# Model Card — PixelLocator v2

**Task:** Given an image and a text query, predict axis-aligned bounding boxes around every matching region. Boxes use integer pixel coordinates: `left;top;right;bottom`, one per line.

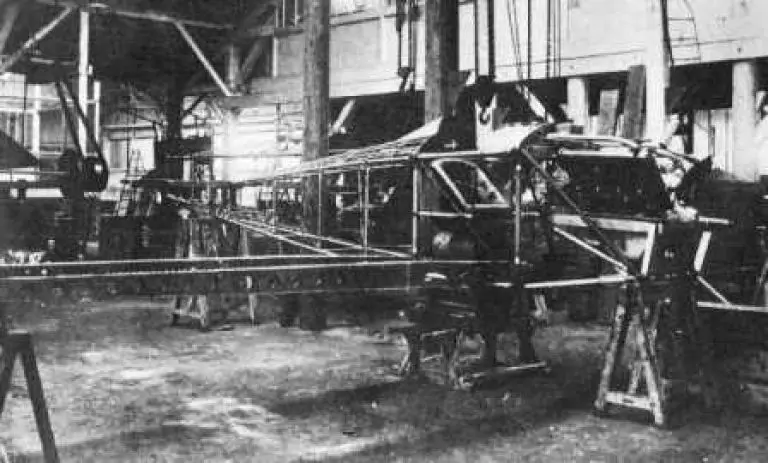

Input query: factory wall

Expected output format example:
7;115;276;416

249;0;768;101
230;0;768;180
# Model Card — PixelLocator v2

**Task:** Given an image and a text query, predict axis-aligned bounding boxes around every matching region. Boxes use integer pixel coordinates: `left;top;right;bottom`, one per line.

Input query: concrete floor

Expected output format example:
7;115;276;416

1;296;768;462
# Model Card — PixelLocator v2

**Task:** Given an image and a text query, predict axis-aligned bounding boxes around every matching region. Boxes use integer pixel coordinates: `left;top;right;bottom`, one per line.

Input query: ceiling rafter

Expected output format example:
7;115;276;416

32;0;235;30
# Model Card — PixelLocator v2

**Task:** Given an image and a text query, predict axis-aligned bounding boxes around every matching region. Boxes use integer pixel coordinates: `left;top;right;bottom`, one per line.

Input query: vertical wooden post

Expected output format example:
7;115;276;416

77;10;89;154
425;0;460;122
302;0;330;235
622;65;647;140
732;60;758;181
644;0;668;142
300;0;330;332
223;44;242;185
475;0;491;77
567;77;589;131
225;44;243;91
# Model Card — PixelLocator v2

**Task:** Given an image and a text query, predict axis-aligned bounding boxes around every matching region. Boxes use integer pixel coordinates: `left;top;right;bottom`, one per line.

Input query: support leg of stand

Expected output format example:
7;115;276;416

594;285;666;427
0;332;59;463
240;227;259;326
633;310;665;426
18;335;59;462
0;340;18;415
594;300;631;413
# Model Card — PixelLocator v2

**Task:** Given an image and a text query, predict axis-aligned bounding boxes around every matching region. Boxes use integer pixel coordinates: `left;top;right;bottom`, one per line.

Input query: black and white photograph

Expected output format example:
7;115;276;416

1;0;768;461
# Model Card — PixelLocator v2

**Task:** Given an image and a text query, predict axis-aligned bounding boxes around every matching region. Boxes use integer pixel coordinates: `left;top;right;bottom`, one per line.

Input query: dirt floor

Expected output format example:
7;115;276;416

2;296;768;462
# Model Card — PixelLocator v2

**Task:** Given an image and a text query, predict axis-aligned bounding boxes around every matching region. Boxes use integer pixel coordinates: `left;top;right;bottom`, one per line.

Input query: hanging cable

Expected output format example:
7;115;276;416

474;0;480;79
408;0;418;93
526;0;532;82
556;0;562;76
546;0;551;80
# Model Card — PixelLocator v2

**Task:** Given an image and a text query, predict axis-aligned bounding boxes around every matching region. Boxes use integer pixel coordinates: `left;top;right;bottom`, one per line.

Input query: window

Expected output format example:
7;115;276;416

276;0;304;27
109;139;130;169
0;111;33;151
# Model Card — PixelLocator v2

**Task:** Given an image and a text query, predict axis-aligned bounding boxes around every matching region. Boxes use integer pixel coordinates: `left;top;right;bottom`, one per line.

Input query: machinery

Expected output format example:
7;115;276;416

0;72;109;262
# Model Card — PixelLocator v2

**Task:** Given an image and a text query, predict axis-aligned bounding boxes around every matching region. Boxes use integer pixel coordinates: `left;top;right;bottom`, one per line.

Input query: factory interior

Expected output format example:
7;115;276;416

3;1;768;461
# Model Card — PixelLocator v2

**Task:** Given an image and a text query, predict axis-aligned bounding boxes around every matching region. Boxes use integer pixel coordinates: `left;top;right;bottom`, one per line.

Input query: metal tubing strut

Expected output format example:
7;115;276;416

519;148;635;274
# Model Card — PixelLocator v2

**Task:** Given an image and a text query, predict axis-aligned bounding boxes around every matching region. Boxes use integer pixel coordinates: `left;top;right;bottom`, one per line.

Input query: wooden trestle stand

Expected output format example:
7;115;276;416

591;226;720;427
0;313;59;462
170;199;258;331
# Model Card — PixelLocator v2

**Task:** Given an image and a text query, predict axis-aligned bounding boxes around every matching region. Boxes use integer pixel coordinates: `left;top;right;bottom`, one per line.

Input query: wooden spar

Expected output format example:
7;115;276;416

34;0;233;30
302;0;330;236
424;0;460;122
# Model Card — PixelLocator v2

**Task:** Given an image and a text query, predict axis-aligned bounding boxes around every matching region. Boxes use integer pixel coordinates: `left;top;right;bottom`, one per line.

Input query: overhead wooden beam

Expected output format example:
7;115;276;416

34;0;233;30
185;4;277;92
174;22;234;97
0;6;75;75
424;0;460;122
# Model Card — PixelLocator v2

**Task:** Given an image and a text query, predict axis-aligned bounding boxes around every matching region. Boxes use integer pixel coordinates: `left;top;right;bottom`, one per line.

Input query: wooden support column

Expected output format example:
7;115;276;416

300;0;330;332
221;44;242;181
165;78;184;141
644;0;668;142
302;0;330;235
732;59;759;181
225;43;243;91
474;0;491;77
77;9;89;154
425;0;460;122
567;77;589;130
